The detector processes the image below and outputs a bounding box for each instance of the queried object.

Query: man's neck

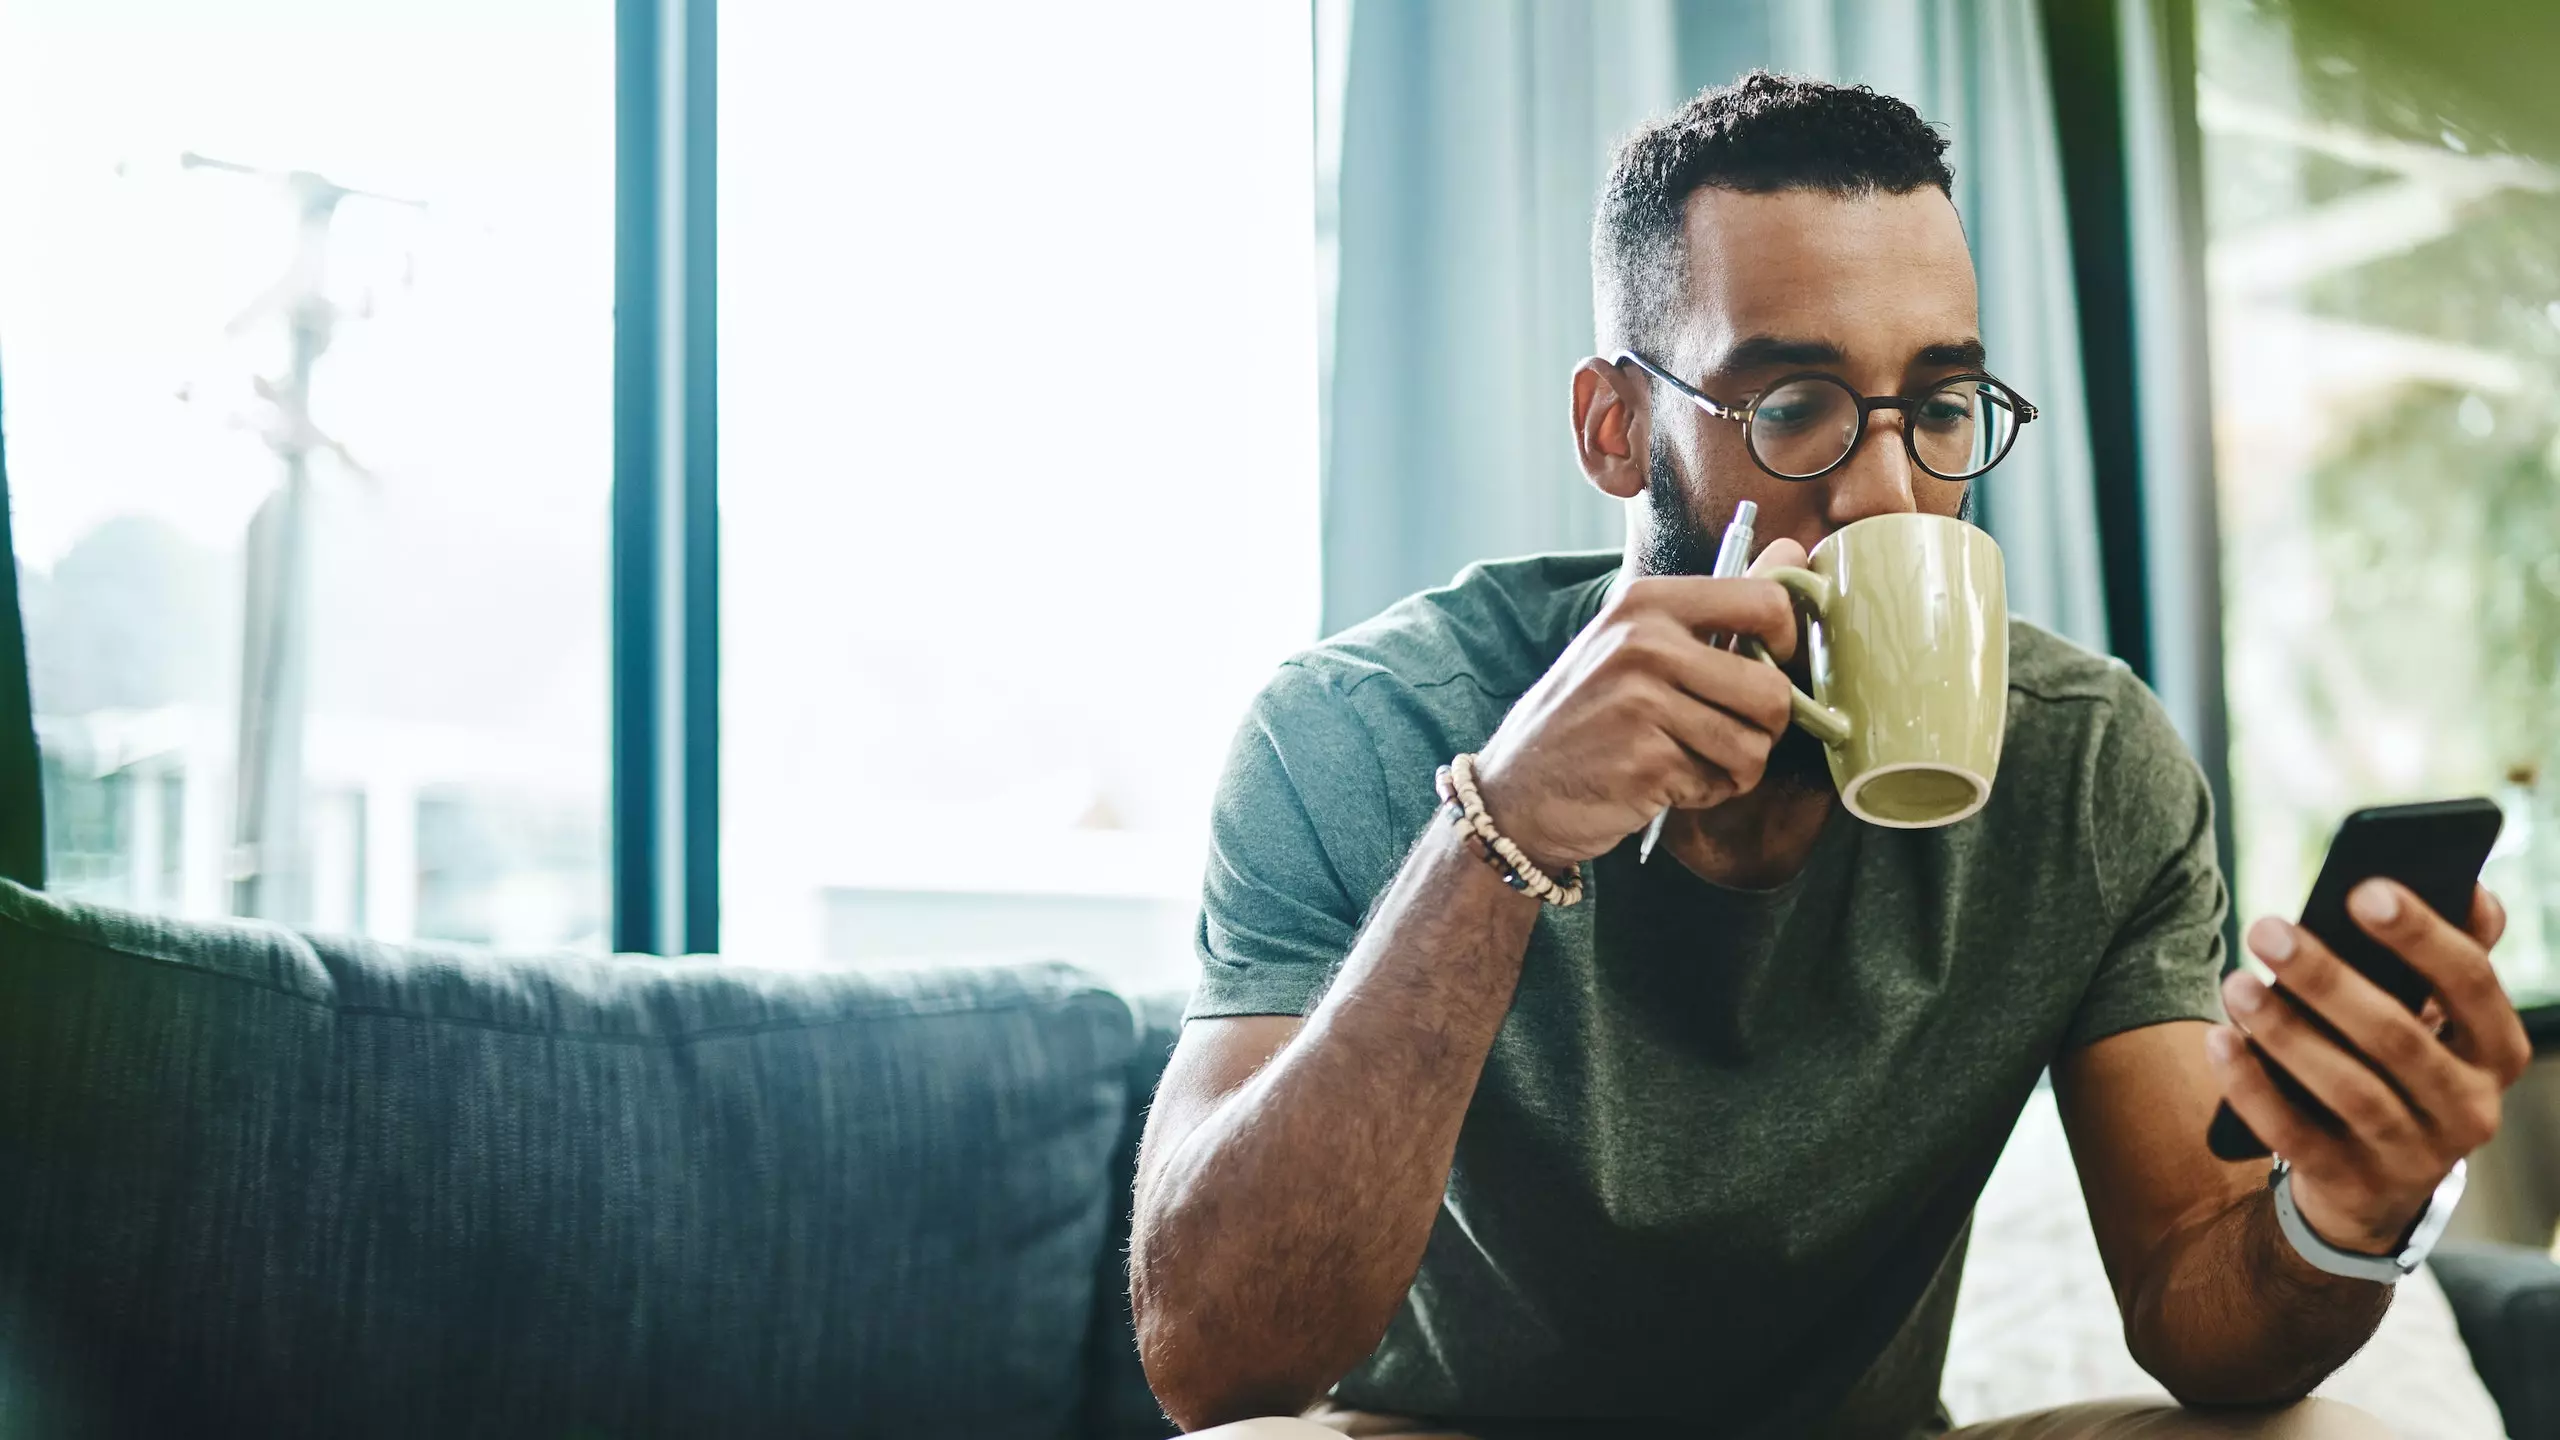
[1662,780,1835,890]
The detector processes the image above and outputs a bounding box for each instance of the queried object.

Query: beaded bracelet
[1433,753,1584,907]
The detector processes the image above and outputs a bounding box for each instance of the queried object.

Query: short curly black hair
[1594,71,1954,354]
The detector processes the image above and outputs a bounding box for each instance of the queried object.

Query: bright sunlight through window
[719,3,1323,990]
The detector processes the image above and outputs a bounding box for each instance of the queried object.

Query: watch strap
[2269,1156,2466,1283]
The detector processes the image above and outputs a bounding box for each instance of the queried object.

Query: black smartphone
[2205,797,2504,1162]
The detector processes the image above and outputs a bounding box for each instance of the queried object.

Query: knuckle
[1646,731,1692,774]
[2374,1109,2423,1153]
[1743,664,1793,728]
[2367,1016,2430,1073]
[1598,621,1652,668]
[2499,1028,2534,1086]
[1737,721,1773,761]
[2443,1093,2499,1152]
[2467,1096,2503,1148]
[1728,740,1770,790]
[2451,969,2510,1024]
[1627,614,1686,656]
[2334,1081,2399,1136]
[1621,679,1670,723]
[1758,586,1799,637]
[2464,958,2512,1005]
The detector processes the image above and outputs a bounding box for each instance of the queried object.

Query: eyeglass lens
[1746,376,2019,480]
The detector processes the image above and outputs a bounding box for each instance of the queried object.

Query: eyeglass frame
[1613,349,2038,483]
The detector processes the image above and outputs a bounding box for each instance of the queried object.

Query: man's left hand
[2206,880,2533,1255]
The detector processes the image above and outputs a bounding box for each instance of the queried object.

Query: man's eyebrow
[1918,339,1988,370]
[1712,334,1847,374]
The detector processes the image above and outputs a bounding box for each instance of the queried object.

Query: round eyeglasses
[1616,351,2037,483]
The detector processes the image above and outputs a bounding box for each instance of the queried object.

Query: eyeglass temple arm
[1612,350,1748,423]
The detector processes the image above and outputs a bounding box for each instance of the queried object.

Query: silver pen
[1637,500,1757,864]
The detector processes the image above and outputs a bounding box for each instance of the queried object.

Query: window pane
[0,0,613,947]
[720,3,1321,990]
[2199,0,2560,1007]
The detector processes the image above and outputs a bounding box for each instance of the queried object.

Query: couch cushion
[0,882,1137,1439]
[2430,1239,2560,1440]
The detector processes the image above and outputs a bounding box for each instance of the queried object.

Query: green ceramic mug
[1750,512,2008,829]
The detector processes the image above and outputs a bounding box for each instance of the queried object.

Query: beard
[1637,431,1833,791]
[1636,428,1721,580]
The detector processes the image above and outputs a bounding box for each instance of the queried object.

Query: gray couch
[0,881,1183,1438]
[0,879,2553,1438]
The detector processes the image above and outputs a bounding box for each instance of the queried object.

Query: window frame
[0,357,39,890]
[613,0,720,955]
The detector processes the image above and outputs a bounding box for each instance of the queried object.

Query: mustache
[1637,443,1979,580]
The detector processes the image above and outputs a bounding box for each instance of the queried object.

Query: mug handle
[1743,567,1853,748]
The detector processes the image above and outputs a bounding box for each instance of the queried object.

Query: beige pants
[1191,1397,2390,1439]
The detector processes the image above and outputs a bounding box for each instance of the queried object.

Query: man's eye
[1918,395,1974,428]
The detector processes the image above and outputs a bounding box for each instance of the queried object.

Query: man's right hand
[1471,546,1807,868]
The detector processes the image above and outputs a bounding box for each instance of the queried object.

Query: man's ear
[1570,357,1650,500]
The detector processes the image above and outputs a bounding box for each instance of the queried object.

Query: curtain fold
[0,361,45,887]
[1319,0,2111,654]
[1321,0,1679,634]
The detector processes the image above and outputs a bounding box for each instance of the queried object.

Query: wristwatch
[2268,1156,2466,1283]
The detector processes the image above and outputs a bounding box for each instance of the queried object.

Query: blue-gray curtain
[0,359,44,887]
[1319,0,2110,656]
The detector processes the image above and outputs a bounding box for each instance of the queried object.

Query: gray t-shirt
[1190,550,2227,1440]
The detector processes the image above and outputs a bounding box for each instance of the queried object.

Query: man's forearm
[2128,1187,2390,1406]
[1133,820,1540,1429]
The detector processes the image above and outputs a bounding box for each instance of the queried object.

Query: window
[0,0,614,946]
[2198,0,2560,1008]
[718,3,1322,990]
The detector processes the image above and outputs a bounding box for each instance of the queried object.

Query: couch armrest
[2429,1240,2560,1439]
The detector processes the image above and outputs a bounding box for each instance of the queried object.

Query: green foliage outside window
[2204,0,2560,1008]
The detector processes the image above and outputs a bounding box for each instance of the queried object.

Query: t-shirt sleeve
[2064,668,2230,1050]
[1187,663,1397,1021]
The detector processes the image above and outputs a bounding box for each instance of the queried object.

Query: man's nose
[1821,408,1920,525]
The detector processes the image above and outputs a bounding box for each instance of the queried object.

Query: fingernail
[2224,973,2267,1015]
[2204,1027,2237,1063]
[2247,917,2296,966]
[2352,881,2400,925]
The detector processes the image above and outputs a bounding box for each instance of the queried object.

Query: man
[1130,74,2532,1439]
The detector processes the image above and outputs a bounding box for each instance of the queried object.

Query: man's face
[1637,186,1981,576]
